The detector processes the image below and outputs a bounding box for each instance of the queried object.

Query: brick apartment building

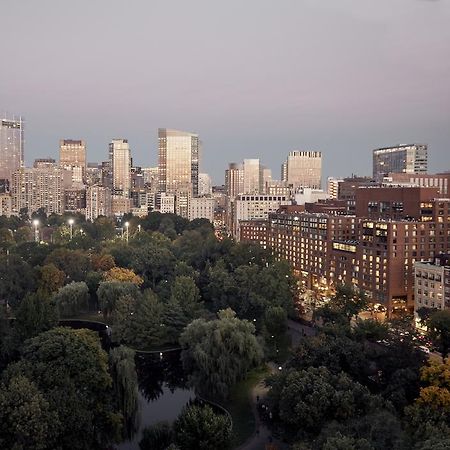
[240,186,450,315]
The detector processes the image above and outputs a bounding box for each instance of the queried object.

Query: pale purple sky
[1,0,449,184]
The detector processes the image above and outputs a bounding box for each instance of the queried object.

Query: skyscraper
[0,115,24,182]
[109,139,131,197]
[225,163,244,198]
[243,159,261,194]
[158,128,199,196]
[373,144,428,181]
[60,139,86,184]
[281,151,322,190]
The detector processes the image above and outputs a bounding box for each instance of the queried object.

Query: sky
[1,0,449,184]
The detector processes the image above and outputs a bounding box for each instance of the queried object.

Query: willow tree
[109,346,139,438]
[180,308,263,399]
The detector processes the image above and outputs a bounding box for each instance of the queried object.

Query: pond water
[117,350,195,450]
[59,320,196,450]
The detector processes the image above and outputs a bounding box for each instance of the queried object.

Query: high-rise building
[158,128,199,197]
[243,159,261,194]
[260,166,272,193]
[86,186,112,220]
[109,139,131,197]
[373,144,428,181]
[225,163,244,198]
[60,139,86,184]
[0,115,24,182]
[11,166,70,215]
[198,173,212,196]
[281,151,322,190]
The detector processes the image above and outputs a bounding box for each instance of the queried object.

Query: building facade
[11,166,70,215]
[85,186,112,220]
[281,151,322,190]
[373,144,428,180]
[414,255,450,322]
[158,128,199,197]
[0,115,24,182]
[60,139,86,184]
[189,197,215,222]
[109,139,131,197]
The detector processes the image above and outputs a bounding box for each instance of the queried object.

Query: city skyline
[1,0,449,183]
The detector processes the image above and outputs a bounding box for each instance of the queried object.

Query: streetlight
[68,218,74,240]
[33,219,39,243]
[124,221,129,243]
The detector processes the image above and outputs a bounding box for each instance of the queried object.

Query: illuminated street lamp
[33,219,39,243]
[68,218,74,240]
[124,221,129,243]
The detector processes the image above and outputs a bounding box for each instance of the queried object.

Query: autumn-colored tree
[417,361,450,410]
[38,263,66,294]
[92,253,116,271]
[104,267,143,286]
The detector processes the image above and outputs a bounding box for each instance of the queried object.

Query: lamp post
[33,219,39,243]
[68,218,74,240]
[125,221,129,243]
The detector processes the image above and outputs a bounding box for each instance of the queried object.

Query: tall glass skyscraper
[0,115,24,182]
[158,128,199,196]
[109,139,131,197]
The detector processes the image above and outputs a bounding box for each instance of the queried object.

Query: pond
[59,321,195,450]
[117,350,195,450]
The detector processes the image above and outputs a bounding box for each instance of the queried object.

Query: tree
[163,298,190,343]
[97,281,140,318]
[130,243,176,289]
[140,422,174,450]
[15,225,32,243]
[104,267,144,285]
[91,253,116,271]
[53,282,89,317]
[0,254,36,309]
[0,227,14,251]
[0,375,57,450]
[415,361,450,411]
[14,290,59,341]
[180,309,263,399]
[128,290,165,349]
[268,367,382,438]
[328,284,368,322]
[37,263,66,294]
[205,259,237,312]
[352,318,389,342]
[3,327,121,449]
[170,276,204,321]
[428,310,450,361]
[321,434,374,450]
[45,248,91,282]
[109,346,138,437]
[174,404,231,450]
[91,216,116,240]
[0,306,15,370]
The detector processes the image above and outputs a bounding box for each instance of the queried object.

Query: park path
[236,363,287,450]
[236,320,316,450]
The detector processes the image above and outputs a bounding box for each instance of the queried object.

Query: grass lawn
[225,365,270,448]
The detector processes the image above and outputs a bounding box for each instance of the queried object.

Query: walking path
[236,321,316,450]
[236,363,288,450]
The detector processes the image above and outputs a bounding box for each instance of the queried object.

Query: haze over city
[1,0,449,183]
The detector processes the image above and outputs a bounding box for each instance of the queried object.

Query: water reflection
[117,350,194,450]
[136,350,189,402]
